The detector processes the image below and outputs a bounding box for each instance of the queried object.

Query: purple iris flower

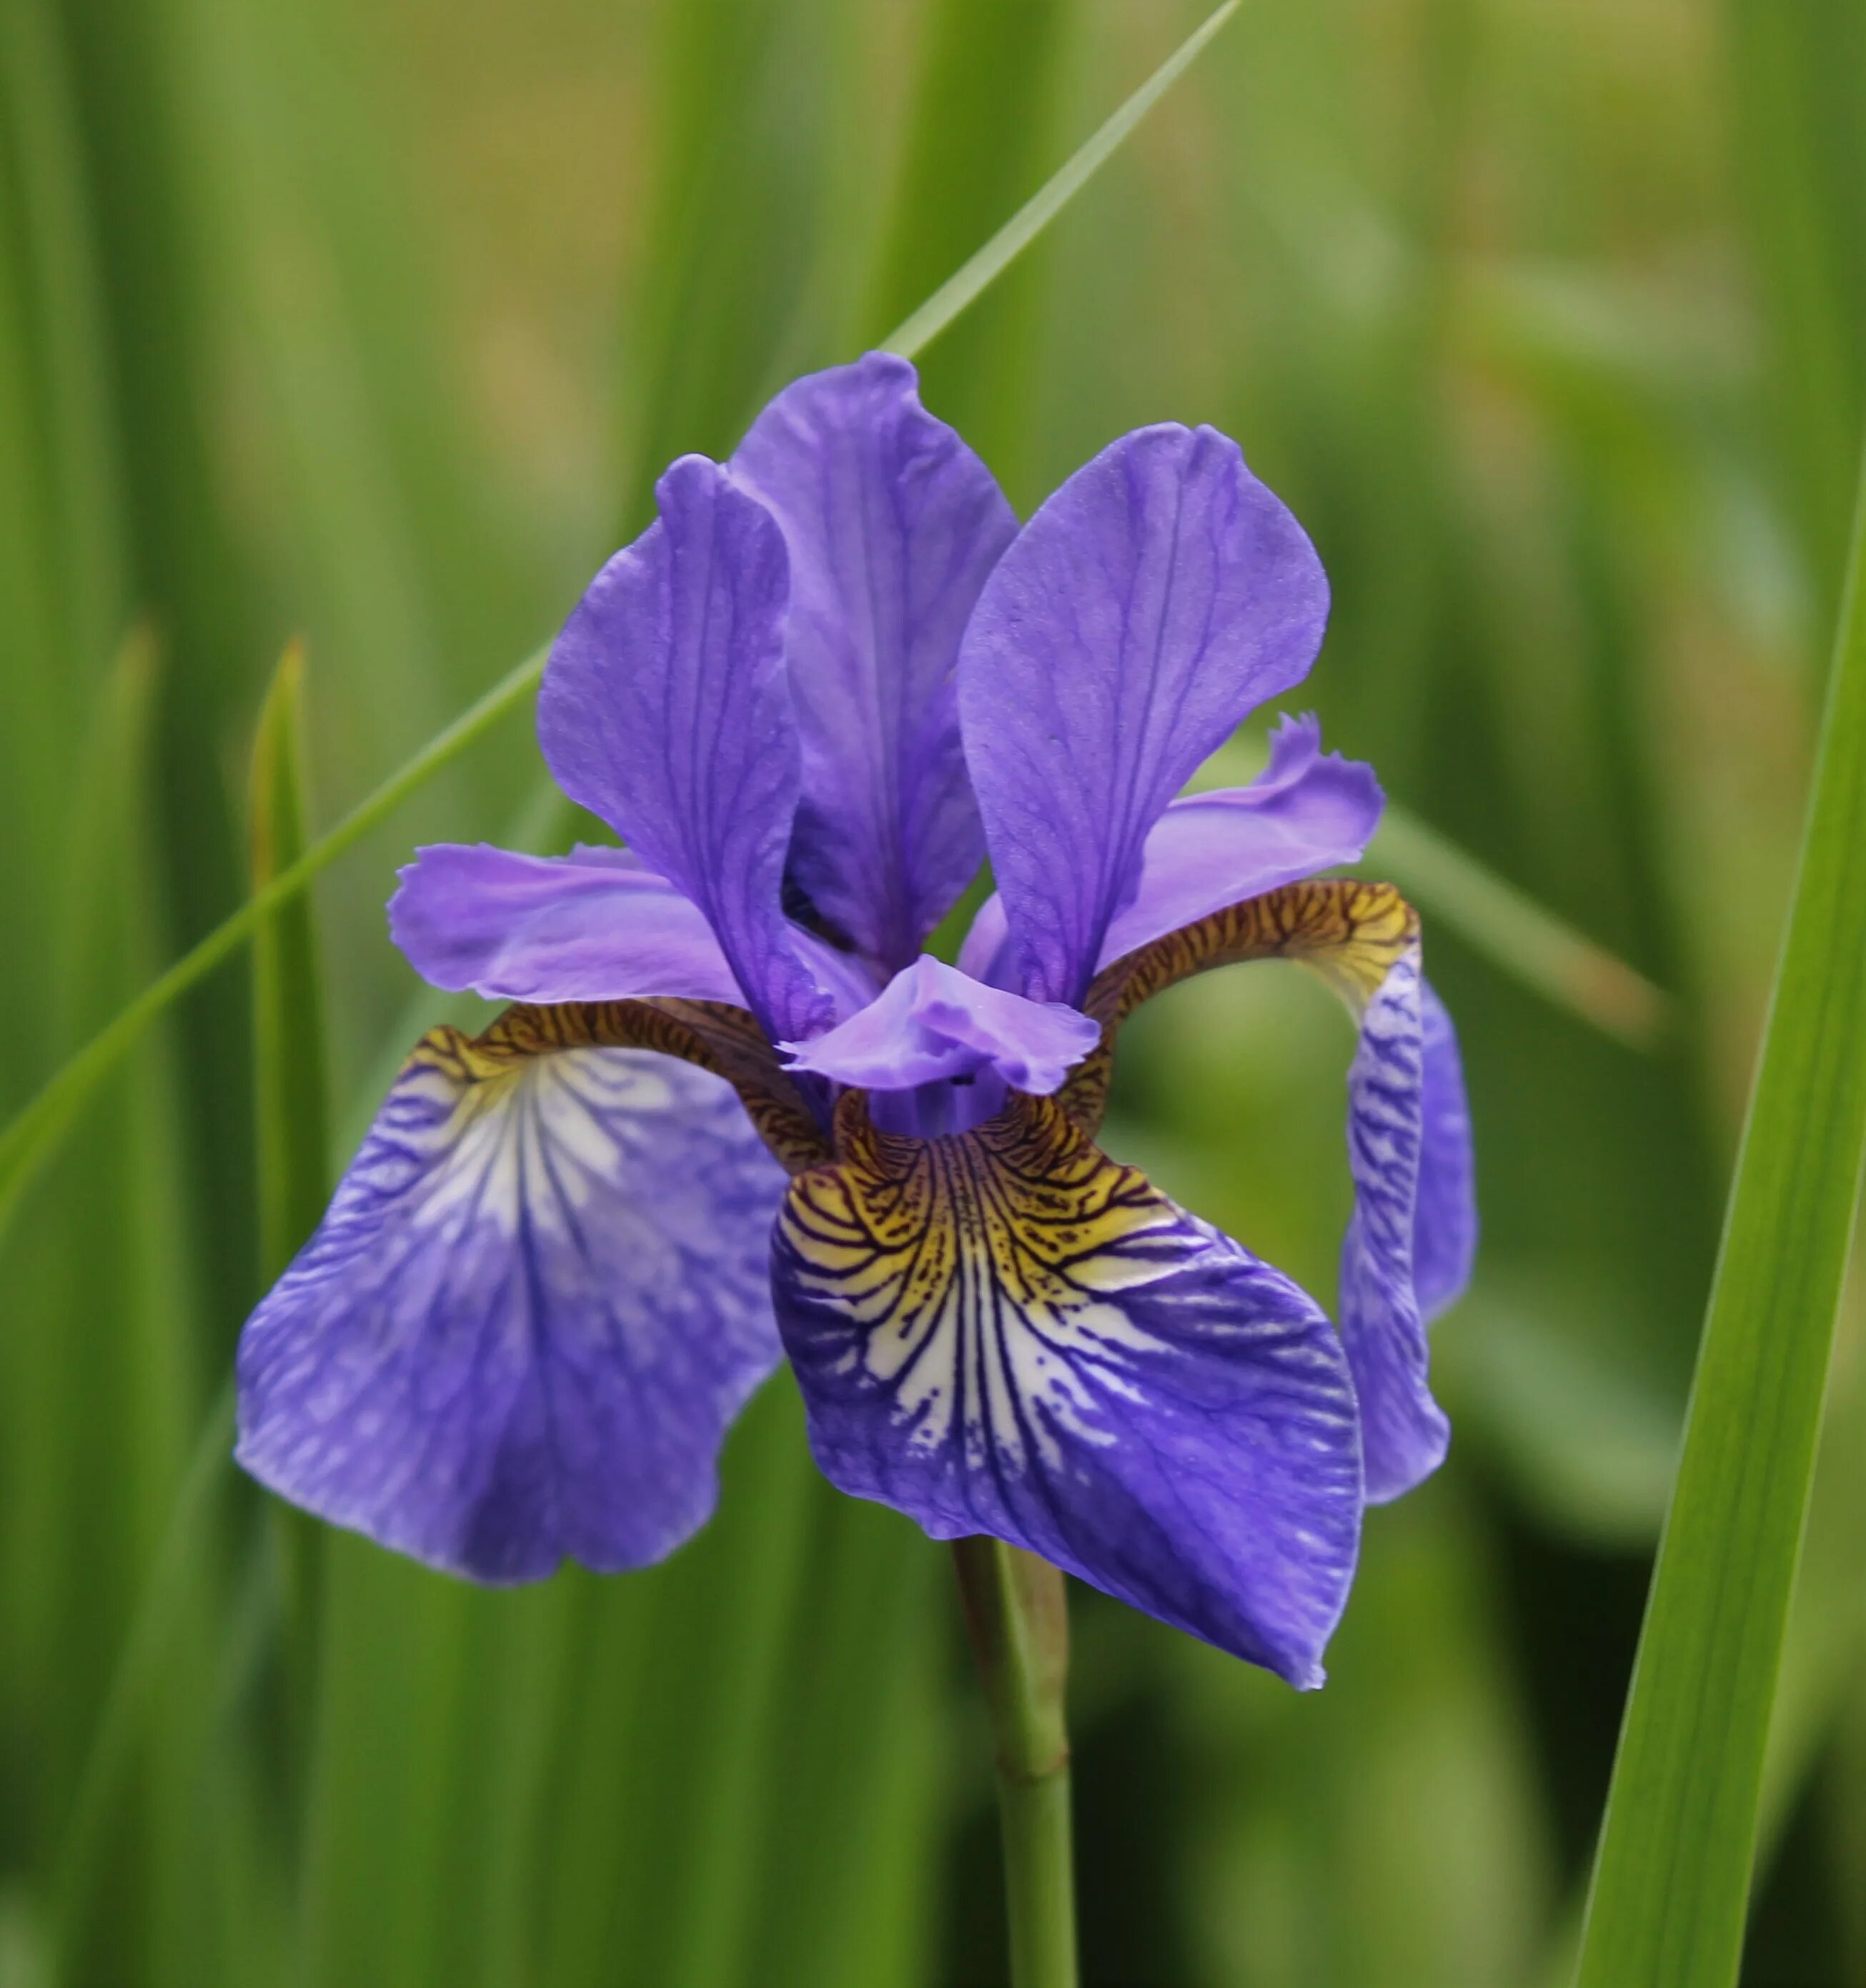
[236,354,1476,1688]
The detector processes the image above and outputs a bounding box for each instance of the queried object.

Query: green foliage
[1574,457,1866,1984]
[2,1,1864,1984]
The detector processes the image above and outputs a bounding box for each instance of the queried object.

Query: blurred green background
[2,1,1863,1982]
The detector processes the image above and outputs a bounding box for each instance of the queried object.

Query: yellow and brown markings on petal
[407,997,830,1173]
[778,1089,1192,1466]
[1059,880,1420,1136]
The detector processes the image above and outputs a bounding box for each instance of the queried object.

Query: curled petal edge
[1063,879,1459,1502]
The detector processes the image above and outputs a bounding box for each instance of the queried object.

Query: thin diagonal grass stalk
[1572,439,1866,1984]
[0,0,1251,1243]
[1194,738,1671,1049]
[878,0,1241,359]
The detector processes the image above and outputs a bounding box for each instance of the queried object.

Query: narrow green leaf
[249,640,332,1280]
[1573,447,1866,1984]
[879,0,1244,362]
[0,640,547,1239]
[47,1383,235,1972]
[247,638,334,1796]
[35,631,220,1984]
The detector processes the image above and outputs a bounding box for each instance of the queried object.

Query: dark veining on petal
[411,997,831,1173]
[1058,878,1419,1135]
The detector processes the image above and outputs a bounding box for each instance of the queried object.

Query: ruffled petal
[773,1091,1362,1684]
[958,424,1329,1005]
[389,843,745,1005]
[780,955,1098,1095]
[731,354,1016,970]
[537,455,830,1041]
[236,1017,789,1581]
[1334,933,1447,1501]
[1414,983,1477,1322]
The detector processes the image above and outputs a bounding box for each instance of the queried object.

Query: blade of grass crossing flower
[1191,737,1671,1050]
[879,0,1243,362]
[0,640,548,1240]
[1371,806,1670,1051]
[248,640,333,1802]
[860,0,1069,490]
[1574,449,1866,1986]
[615,0,848,534]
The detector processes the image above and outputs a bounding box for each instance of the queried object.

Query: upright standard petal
[958,424,1329,1005]
[773,1091,1363,1684]
[733,354,1017,970]
[389,843,745,1005]
[1071,880,1459,1503]
[537,456,828,1041]
[237,1011,790,1581]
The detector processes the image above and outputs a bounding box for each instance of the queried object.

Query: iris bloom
[237,354,1475,1687]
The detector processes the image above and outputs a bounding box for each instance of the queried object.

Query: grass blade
[1193,737,1671,1050]
[248,639,334,1794]
[249,641,332,1279]
[878,0,1243,361]
[1572,447,1866,1984]
[0,640,546,1238]
[859,0,1069,492]
[32,631,218,1983]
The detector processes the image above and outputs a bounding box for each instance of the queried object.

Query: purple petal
[954,891,1012,987]
[732,354,1016,970]
[237,1035,788,1581]
[1414,983,1477,1321]
[958,424,1329,1004]
[389,843,745,1005]
[780,955,1098,1095]
[774,1095,1362,1683]
[957,715,1381,990]
[1094,715,1382,970]
[537,455,829,1041]
[1338,938,1449,1502]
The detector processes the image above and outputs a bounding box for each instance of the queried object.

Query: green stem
[951,1538,1078,1988]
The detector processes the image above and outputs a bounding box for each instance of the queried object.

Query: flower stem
[951,1538,1078,1988]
